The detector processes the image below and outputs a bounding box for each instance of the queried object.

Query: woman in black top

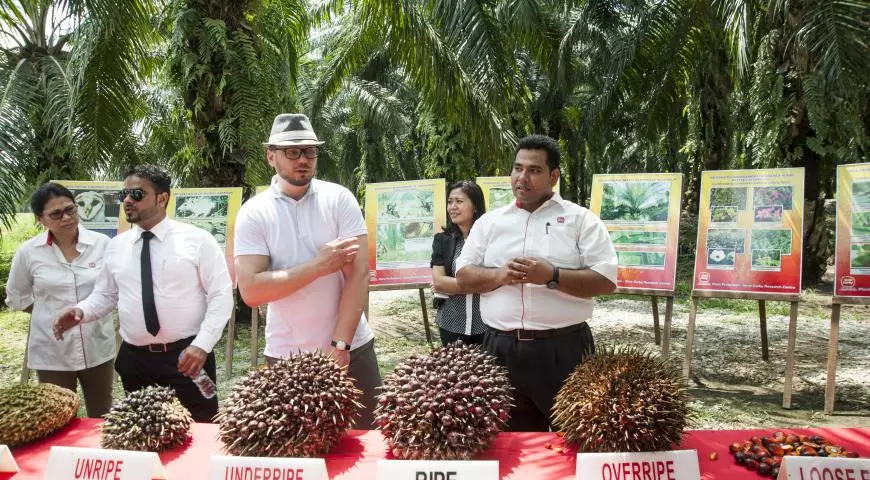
[430,181,487,346]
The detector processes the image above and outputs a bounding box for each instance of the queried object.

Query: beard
[279,171,313,187]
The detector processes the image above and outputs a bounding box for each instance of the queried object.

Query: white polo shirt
[234,177,374,357]
[455,194,617,331]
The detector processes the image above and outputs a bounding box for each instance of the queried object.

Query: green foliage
[707,228,745,253]
[616,251,666,267]
[853,212,870,236]
[600,182,670,222]
[710,188,747,209]
[852,244,870,269]
[609,231,667,246]
[751,229,792,255]
[0,214,41,309]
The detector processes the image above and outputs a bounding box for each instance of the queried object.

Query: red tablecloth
[3,419,869,479]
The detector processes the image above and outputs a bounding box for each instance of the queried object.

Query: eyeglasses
[270,146,319,160]
[118,188,147,202]
[45,204,78,221]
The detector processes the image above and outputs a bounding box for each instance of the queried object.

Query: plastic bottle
[192,370,217,399]
[179,352,216,399]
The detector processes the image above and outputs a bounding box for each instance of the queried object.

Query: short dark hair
[124,165,171,195]
[30,182,75,217]
[516,134,561,171]
[443,180,486,237]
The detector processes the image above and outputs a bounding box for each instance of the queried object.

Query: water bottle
[179,352,216,399]
[192,370,217,399]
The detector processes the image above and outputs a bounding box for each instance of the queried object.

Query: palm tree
[0,0,154,225]
[158,0,309,189]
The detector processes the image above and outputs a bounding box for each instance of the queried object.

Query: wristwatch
[331,339,351,351]
[546,266,560,289]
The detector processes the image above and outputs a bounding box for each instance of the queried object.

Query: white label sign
[778,456,870,480]
[376,460,499,480]
[43,446,166,480]
[576,450,700,480]
[210,455,327,480]
[0,445,19,473]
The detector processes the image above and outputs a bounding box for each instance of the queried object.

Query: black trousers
[482,323,595,432]
[115,339,218,423]
[438,328,485,347]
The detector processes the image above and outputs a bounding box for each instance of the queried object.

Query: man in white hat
[233,113,382,428]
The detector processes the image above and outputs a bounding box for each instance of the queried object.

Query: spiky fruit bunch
[553,346,690,452]
[375,343,512,460]
[216,352,362,457]
[101,386,193,452]
[0,383,79,446]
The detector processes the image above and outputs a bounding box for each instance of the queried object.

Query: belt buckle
[516,329,534,342]
[148,343,167,353]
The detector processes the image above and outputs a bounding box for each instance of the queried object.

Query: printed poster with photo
[693,168,804,295]
[168,188,243,282]
[589,173,683,292]
[53,180,130,237]
[365,179,446,285]
[834,163,870,297]
[476,176,561,211]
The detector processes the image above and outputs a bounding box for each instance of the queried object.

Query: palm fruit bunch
[552,346,689,452]
[216,351,362,457]
[375,342,512,460]
[730,432,860,478]
[101,385,193,452]
[0,383,79,446]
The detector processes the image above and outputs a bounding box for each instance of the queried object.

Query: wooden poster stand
[683,290,800,409]
[825,296,870,414]
[613,288,675,359]
[366,282,434,345]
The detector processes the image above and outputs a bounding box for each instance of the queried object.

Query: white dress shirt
[234,177,375,357]
[5,227,116,370]
[455,194,618,331]
[77,217,233,353]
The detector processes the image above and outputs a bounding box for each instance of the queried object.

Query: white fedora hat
[264,113,325,146]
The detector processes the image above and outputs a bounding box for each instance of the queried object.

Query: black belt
[488,323,586,341]
[124,336,195,353]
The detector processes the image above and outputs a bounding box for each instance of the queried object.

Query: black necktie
[141,231,160,336]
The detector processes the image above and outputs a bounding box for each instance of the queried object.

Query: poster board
[476,176,560,210]
[589,173,682,292]
[168,187,243,282]
[692,168,804,296]
[834,162,870,297]
[364,179,446,286]
[53,180,129,237]
[255,185,269,195]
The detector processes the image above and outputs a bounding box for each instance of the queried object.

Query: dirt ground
[366,283,870,430]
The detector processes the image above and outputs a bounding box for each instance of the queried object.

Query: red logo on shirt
[557,216,565,223]
[89,262,96,268]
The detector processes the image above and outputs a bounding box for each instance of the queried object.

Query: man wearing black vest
[54,165,233,422]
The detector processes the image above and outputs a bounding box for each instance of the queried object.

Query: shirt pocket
[155,248,201,297]
[546,224,579,265]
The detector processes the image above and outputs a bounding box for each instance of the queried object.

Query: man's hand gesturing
[54,307,84,340]
[316,237,360,274]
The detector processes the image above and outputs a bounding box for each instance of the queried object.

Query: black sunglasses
[118,188,147,202]
[270,146,319,160]
[45,204,78,221]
